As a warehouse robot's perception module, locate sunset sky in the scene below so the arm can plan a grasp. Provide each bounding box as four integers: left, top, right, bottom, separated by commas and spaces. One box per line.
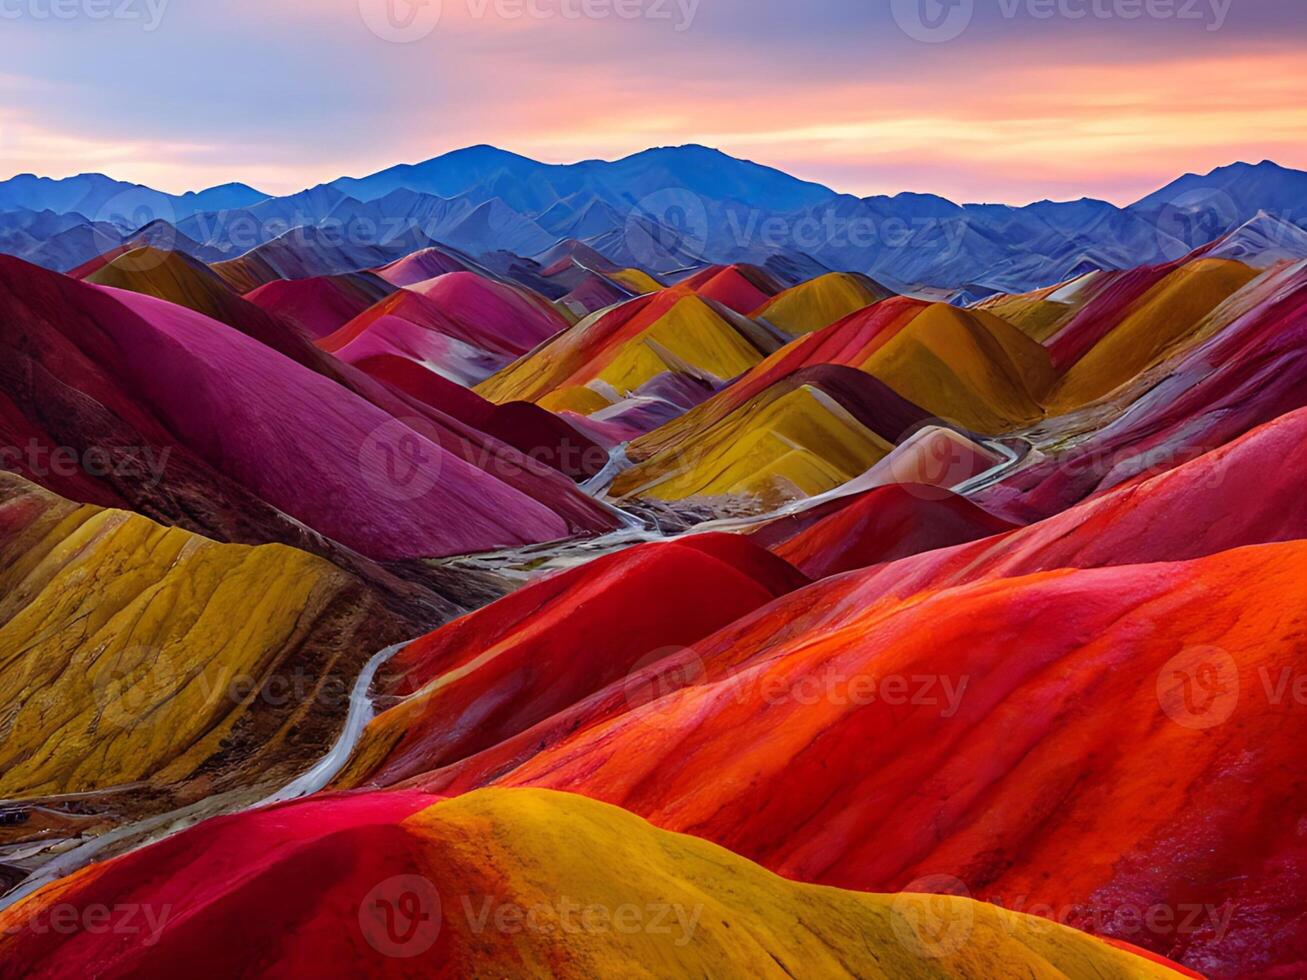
1, 0, 1304, 204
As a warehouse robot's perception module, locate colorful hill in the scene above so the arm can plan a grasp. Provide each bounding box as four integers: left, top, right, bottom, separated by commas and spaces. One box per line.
0, 788, 1188, 978
682, 263, 780, 315
348, 410, 1307, 977
373, 246, 469, 286
760, 483, 1020, 578
624, 296, 931, 465
336, 533, 806, 789
75, 252, 616, 531
407, 270, 570, 350
556, 272, 631, 317
752, 271, 894, 336
319, 272, 568, 387
6, 170, 1307, 980
983, 259, 1307, 520
245, 273, 393, 339
857, 302, 1054, 432
610, 365, 929, 508
1047, 258, 1259, 410
84, 246, 262, 326
476, 286, 783, 418
0, 472, 408, 856
605, 294, 1051, 511
469, 539, 1306, 978
353, 355, 608, 480
0, 255, 614, 568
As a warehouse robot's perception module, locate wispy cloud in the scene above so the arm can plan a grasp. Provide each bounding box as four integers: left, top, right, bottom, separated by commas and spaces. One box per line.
1, 1, 1305, 202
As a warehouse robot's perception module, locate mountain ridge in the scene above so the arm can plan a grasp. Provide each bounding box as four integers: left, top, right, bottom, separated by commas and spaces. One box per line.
4, 147, 1306, 293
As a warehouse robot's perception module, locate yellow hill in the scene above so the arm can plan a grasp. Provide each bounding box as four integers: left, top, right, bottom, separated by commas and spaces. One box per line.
0, 473, 380, 799
409, 789, 1190, 978
978, 293, 1075, 342
593, 294, 764, 396
614, 385, 892, 507
861, 303, 1054, 433
608, 267, 663, 293
1047, 258, 1259, 411
753, 272, 892, 336
538, 384, 613, 415
85, 247, 241, 322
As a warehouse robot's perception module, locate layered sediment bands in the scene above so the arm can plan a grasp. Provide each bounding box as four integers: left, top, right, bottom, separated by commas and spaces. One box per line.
761, 483, 1020, 579
753, 271, 894, 336
475, 287, 779, 412
245, 273, 393, 339
6, 175, 1307, 980
610, 365, 929, 507
84, 247, 282, 330
0, 789, 1192, 979
1046, 258, 1259, 410
479, 541, 1307, 978
982, 261, 1307, 520
0, 473, 408, 810
612, 296, 1050, 510
319, 272, 565, 388
0, 255, 613, 569
623, 296, 930, 464
682, 263, 779, 315
334, 414, 1307, 977
857, 302, 1054, 433
358, 356, 607, 479
373, 246, 468, 286
334, 534, 807, 790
